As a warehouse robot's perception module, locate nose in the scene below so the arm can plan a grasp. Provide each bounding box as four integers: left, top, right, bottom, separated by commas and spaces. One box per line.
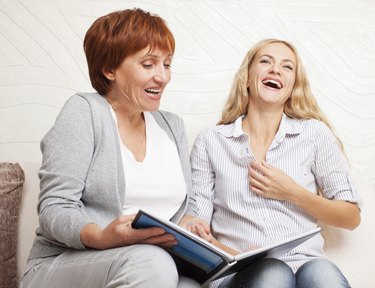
153, 66, 170, 84
269, 64, 281, 75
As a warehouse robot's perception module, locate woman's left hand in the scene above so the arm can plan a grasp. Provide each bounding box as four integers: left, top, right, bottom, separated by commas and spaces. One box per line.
249, 161, 298, 202
249, 161, 361, 230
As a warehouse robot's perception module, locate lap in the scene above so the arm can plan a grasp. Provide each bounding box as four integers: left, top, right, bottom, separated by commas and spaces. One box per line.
21, 244, 179, 288
218, 258, 295, 288
296, 258, 350, 288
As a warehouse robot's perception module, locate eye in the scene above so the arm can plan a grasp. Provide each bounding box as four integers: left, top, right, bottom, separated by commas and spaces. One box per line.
164, 63, 172, 69
260, 59, 271, 64
142, 63, 153, 69
283, 65, 294, 71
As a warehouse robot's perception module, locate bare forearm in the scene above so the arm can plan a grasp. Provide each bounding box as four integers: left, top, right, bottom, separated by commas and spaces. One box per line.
289, 186, 361, 230
211, 238, 239, 255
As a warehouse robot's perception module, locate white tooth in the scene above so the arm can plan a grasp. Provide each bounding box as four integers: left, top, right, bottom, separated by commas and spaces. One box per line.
263, 79, 281, 88
146, 89, 160, 93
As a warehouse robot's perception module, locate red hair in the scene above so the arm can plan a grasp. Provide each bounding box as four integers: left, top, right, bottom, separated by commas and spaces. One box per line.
84, 8, 175, 95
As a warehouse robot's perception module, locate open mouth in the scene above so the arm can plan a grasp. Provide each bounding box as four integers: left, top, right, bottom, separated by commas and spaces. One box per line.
262, 79, 282, 89
145, 88, 161, 95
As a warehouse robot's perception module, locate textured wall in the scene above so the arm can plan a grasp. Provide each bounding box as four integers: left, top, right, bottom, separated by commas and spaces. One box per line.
0, 0, 374, 286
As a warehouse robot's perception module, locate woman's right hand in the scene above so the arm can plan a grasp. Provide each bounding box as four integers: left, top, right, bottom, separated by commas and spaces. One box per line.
80, 215, 177, 250
179, 215, 211, 237
179, 215, 240, 255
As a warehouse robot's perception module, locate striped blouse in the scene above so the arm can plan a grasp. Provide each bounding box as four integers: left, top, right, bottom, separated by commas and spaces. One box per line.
190, 114, 361, 287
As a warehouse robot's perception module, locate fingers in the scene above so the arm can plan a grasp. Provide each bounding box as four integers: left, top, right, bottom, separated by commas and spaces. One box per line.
249, 166, 266, 188
132, 227, 166, 240
186, 223, 197, 234
198, 220, 211, 234
159, 240, 178, 249
182, 218, 211, 236
249, 162, 269, 197
140, 233, 177, 246
195, 224, 212, 242
250, 161, 274, 176
250, 161, 265, 173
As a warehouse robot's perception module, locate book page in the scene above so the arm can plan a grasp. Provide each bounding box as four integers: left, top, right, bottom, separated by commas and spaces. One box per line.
234, 227, 322, 261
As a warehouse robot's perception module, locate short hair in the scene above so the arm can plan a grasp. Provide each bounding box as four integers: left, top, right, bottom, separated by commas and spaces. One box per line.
84, 8, 175, 96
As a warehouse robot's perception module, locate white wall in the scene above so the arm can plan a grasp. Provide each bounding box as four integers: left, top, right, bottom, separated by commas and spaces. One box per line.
1, 0, 374, 286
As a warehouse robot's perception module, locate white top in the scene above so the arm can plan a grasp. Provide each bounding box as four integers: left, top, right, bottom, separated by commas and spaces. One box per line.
190, 114, 361, 288
110, 108, 186, 220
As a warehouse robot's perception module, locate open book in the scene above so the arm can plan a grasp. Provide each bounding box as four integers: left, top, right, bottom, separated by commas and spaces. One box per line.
132, 210, 322, 286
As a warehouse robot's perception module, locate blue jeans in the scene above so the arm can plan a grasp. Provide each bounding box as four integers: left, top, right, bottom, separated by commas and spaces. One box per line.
218, 258, 350, 288
296, 259, 350, 288
218, 258, 295, 288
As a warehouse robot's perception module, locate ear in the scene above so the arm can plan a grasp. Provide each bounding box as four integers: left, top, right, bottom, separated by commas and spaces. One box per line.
103, 69, 115, 81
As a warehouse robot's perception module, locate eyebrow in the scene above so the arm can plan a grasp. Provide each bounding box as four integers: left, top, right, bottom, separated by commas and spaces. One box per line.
261, 54, 295, 65
141, 53, 173, 59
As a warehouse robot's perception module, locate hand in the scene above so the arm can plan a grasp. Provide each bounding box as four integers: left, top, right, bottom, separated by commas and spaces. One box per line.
179, 215, 212, 242
179, 215, 240, 255
81, 214, 177, 250
249, 161, 299, 202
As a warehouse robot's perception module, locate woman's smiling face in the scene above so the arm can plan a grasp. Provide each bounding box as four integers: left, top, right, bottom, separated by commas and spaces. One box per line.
247, 42, 297, 110
104, 47, 173, 112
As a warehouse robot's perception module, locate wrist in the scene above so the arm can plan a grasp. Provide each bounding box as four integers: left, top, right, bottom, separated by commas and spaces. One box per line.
179, 215, 194, 226
80, 223, 104, 249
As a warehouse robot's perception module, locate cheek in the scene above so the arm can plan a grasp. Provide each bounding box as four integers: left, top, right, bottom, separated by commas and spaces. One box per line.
286, 75, 296, 90
166, 71, 172, 83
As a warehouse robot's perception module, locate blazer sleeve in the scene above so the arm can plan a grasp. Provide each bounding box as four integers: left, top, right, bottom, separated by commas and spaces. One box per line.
38, 95, 95, 250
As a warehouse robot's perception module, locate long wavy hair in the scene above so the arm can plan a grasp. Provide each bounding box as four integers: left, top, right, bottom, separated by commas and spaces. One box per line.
218, 38, 344, 151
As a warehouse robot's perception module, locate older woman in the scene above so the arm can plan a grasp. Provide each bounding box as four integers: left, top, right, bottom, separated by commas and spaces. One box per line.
21, 8, 199, 288
183, 39, 361, 288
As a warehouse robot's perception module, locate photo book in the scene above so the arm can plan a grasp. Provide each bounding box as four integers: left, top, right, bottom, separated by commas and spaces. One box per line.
132, 209, 322, 286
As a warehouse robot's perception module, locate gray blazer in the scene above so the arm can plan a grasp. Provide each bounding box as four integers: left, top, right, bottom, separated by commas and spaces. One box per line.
28, 93, 197, 260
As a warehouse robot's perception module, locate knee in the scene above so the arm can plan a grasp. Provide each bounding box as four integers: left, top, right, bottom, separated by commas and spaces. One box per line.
134, 245, 179, 286
296, 258, 350, 288
233, 258, 295, 287
114, 245, 179, 287
297, 258, 342, 277
256, 258, 294, 279
147, 246, 178, 287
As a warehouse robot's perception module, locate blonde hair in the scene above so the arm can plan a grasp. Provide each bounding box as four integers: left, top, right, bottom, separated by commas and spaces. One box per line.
218, 38, 344, 151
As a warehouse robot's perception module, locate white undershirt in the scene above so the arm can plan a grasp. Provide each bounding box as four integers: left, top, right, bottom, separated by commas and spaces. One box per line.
109, 107, 186, 220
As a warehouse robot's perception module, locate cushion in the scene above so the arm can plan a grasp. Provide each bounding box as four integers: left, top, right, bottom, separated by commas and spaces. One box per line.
0, 163, 25, 288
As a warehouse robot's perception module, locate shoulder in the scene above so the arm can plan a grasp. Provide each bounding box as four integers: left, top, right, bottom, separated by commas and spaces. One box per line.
198, 122, 235, 139
74, 92, 108, 109
42, 94, 100, 145
61, 93, 107, 112
193, 124, 228, 147
287, 117, 332, 136
303, 118, 333, 138
55, 93, 112, 135
288, 118, 338, 149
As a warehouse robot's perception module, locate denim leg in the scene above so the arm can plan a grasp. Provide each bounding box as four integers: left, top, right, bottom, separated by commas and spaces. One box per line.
295, 259, 350, 288
218, 258, 295, 288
